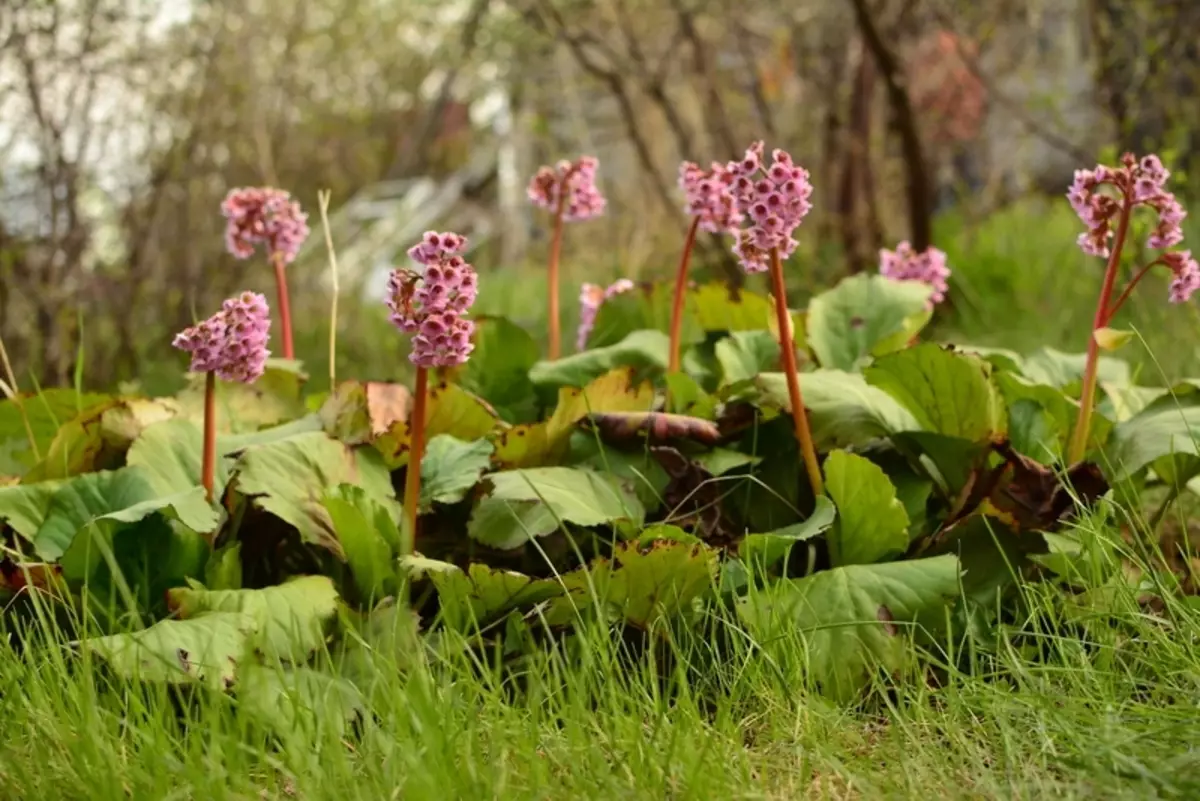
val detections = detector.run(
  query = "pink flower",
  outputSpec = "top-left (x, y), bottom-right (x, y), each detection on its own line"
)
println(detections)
top-left (527, 156), bottom-right (606, 222)
top-left (678, 161), bottom-right (742, 234)
top-left (576, 278), bottom-right (635, 351)
top-left (221, 187), bottom-right (310, 264)
top-left (387, 231), bottom-right (478, 367)
top-left (879, 242), bottom-right (952, 308)
top-left (1164, 250), bottom-right (1200, 304)
top-left (725, 142), bottom-right (813, 273)
top-left (1068, 153), bottom-right (1187, 258)
top-left (173, 291), bottom-right (271, 383)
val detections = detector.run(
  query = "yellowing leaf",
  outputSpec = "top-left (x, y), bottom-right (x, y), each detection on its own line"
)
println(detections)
top-left (1093, 327), bottom-right (1135, 352)
top-left (375, 383), bottom-right (500, 469)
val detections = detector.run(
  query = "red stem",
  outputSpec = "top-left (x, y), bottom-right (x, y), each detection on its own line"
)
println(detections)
top-left (402, 366), bottom-right (429, 554)
top-left (202, 370), bottom-right (216, 505)
top-left (547, 202), bottom-right (565, 361)
top-left (768, 247), bottom-right (825, 497)
top-left (1069, 196), bottom-right (1133, 463)
top-left (668, 216), bottom-right (701, 375)
top-left (1105, 258), bottom-right (1161, 321)
top-left (272, 252), bottom-right (294, 360)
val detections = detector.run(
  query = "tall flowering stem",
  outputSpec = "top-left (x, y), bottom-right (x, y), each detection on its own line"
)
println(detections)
top-left (387, 231), bottom-right (478, 551)
top-left (1066, 154), bottom-right (1196, 463)
top-left (528, 157), bottom-right (606, 360)
top-left (671, 161), bottom-right (742, 373)
top-left (769, 247), bottom-right (824, 497)
top-left (222, 187), bottom-right (310, 360)
top-left (727, 141), bottom-right (823, 498)
top-left (173, 292), bottom-right (272, 506)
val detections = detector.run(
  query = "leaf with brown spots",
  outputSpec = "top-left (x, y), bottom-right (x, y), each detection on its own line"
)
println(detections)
top-left (375, 383), bottom-right (501, 469)
top-left (493, 368), bottom-right (654, 469)
top-left (319, 381), bottom-right (412, 445)
top-left (583, 412), bottom-right (722, 447)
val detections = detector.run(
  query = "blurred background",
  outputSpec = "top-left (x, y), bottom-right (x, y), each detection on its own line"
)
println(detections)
top-left (2, 0), bottom-right (1200, 394)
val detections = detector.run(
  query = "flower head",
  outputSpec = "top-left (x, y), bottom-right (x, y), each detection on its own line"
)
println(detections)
top-left (173, 291), bottom-right (271, 383)
top-left (387, 231), bottom-right (478, 367)
top-left (576, 278), bottom-right (635, 351)
top-left (1164, 250), bottom-right (1200, 304)
top-left (527, 156), bottom-right (606, 222)
top-left (725, 142), bottom-right (814, 273)
top-left (221, 187), bottom-right (310, 264)
top-left (679, 160), bottom-right (742, 234)
top-left (879, 242), bottom-right (952, 308)
top-left (1068, 153), bottom-right (1187, 258)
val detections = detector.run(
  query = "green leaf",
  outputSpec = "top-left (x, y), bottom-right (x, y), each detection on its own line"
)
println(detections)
top-left (739, 496), bottom-right (835, 568)
top-left (572, 438), bottom-right (670, 512)
top-left (865, 344), bottom-right (1006, 442)
top-left (457, 316), bottom-right (540, 422)
top-left (544, 540), bottom-right (718, 629)
top-left (690, 283), bottom-right (774, 333)
top-left (737, 555), bottom-right (961, 701)
top-left (401, 556), bottom-right (563, 632)
top-left (663, 372), bottom-right (717, 418)
top-left (167, 575), bottom-right (339, 662)
top-left (0, 478), bottom-right (65, 540)
top-left (236, 664), bottom-right (365, 739)
top-left (23, 399), bottom-right (124, 481)
top-left (373, 383), bottom-right (499, 469)
top-left (1093, 327), bottom-right (1134, 352)
top-left (755, 370), bottom-right (921, 449)
top-left (33, 467), bottom-right (218, 562)
top-left (204, 541), bottom-right (243, 591)
top-left (0, 389), bottom-right (112, 475)
top-left (420, 435), bottom-right (494, 509)
top-left (127, 419), bottom-right (232, 500)
top-left (692, 448), bottom-right (761, 476)
top-left (587, 281), bottom-right (700, 350)
top-left (233, 431), bottom-right (395, 555)
top-left (1106, 385), bottom-right (1200, 481)
top-left (824, 451), bottom-right (909, 566)
top-left (174, 360), bottom-right (307, 434)
top-left (529, 330), bottom-right (669, 389)
top-left (468, 467), bottom-right (645, 550)
top-left (715, 330), bottom-right (780, 385)
top-left (1020, 347), bottom-right (1130, 390)
top-left (323, 484), bottom-right (402, 601)
top-left (81, 611), bottom-right (257, 688)
top-left (806, 274), bottom-right (933, 370)
top-left (993, 373), bottom-right (1084, 463)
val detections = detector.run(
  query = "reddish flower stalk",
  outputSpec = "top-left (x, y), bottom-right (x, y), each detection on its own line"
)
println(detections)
top-left (386, 231), bottom-right (478, 552)
top-left (667, 216), bottom-right (700, 374)
top-left (402, 366), bottom-right (429, 551)
top-left (173, 292), bottom-right (272, 507)
top-left (221, 187), bottom-right (309, 361)
top-left (528, 157), bottom-right (606, 360)
top-left (770, 247), bottom-right (824, 497)
top-left (1066, 154), bottom-right (1196, 463)
top-left (670, 160), bottom-right (742, 373)
top-left (271, 252), bottom-right (295, 360)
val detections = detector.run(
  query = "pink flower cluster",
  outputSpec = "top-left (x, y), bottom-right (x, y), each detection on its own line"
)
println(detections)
top-left (726, 142), bottom-right (814, 273)
top-left (527, 156), bottom-right (606, 222)
top-left (1164, 250), bottom-right (1200, 304)
top-left (387, 231), bottom-right (479, 368)
top-left (221, 187), bottom-right (310, 264)
top-left (576, 278), bottom-right (634, 351)
top-left (879, 242), bottom-right (952, 308)
top-left (1068, 154), bottom-right (1186, 258)
top-left (173, 292), bottom-right (271, 383)
top-left (679, 161), bottom-right (742, 234)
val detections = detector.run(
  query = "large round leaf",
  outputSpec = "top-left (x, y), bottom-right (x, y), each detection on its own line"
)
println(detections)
top-left (806, 274), bottom-right (933, 371)
top-left (824, 450), bottom-right (909, 567)
top-left (755, 370), bottom-right (920, 449)
top-left (529, 330), bottom-right (669, 389)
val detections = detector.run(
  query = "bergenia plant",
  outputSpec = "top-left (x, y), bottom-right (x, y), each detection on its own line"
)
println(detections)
top-left (527, 156), bottom-right (606, 360)
top-left (727, 141), bottom-right (824, 497)
top-left (879, 241), bottom-right (952, 309)
top-left (173, 291), bottom-right (271, 506)
top-left (387, 231), bottom-right (478, 550)
top-left (221, 187), bottom-right (310, 360)
top-left (1066, 153), bottom-right (1198, 462)
top-left (576, 278), bottom-right (634, 351)
top-left (669, 161), bottom-right (742, 373)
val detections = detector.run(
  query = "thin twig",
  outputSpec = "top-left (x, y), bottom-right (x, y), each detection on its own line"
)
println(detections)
top-left (317, 189), bottom-right (340, 391)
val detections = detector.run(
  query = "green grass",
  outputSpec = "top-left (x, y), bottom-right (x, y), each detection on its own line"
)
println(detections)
top-left (4, 515), bottom-right (1200, 800)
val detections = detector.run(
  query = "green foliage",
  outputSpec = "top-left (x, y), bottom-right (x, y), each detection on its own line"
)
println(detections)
top-left (824, 450), bottom-right (909, 567)
top-left (806, 274), bottom-right (933, 370)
